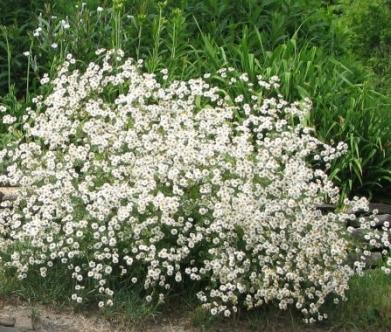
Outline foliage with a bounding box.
[324,269,391,330]
[1,0,390,199]
[340,0,391,93]
[1,51,390,322]
[0,0,46,97]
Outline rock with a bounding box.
[0,187,19,202]
[364,252,383,267]
[347,218,360,228]
[14,315,33,332]
[0,316,15,327]
[350,228,366,240]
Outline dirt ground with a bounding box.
[0,298,389,332]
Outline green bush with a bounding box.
[1,50,390,322]
[0,1,390,198]
[341,0,391,93]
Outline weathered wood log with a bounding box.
[351,203,391,216]
[0,187,19,201]
[315,203,336,213]
[348,214,391,229]
[368,203,391,215]
[373,214,391,228]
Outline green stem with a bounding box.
[113,11,122,50]
[151,7,163,72]
[171,21,176,59]
[25,41,33,102]
[137,23,142,60]
[2,27,11,94]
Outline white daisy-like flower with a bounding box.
[0,49,389,323]
[2,114,16,124]
[61,19,70,29]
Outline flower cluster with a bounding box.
[0,50,389,322]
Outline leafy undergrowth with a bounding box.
[1,0,391,200]
[1,267,389,331]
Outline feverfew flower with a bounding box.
[33,27,42,37]
[61,19,70,29]
[40,73,50,85]
[2,115,16,124]
[0,49,389,323]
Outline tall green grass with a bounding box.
[0,0,46,97]
[1,0,390,199]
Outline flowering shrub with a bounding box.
[0,49,390,323]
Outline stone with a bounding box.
[14,315,33,332]
[0,316,15,327]
[350,228,366,240]
[364,252,383,267]
[0,187,19,202]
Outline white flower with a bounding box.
[97,6,104,12]
[33,27,42,37]
[51,43,58,49]
[0,50,389,323]
[61,19,70,29]
[40,73,50,85]
[95,48,106,55]
[2,115,16,124]
[23,51,30,57]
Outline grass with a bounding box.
[325,269,391,330]
[1,265,389,331]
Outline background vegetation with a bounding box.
[1,0,391,201]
